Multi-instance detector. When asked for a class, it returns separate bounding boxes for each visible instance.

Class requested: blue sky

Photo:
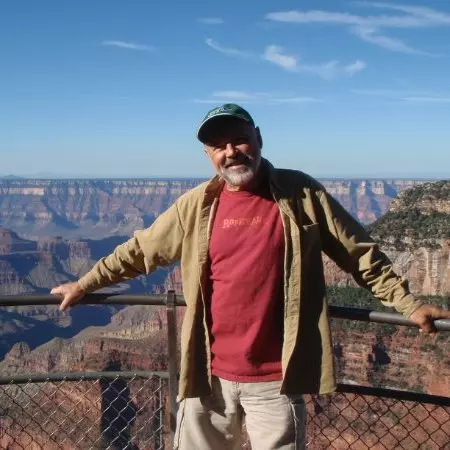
[1,0,450,178]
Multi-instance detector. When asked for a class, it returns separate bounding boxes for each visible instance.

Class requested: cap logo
[206,105,231,119]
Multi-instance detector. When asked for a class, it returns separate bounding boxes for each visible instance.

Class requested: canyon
[0,178,449,448]
[324,180,450,297]
[1,178,449,368]
[0,178,426,241]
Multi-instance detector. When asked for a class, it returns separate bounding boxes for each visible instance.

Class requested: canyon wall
[324,180,450,297]
[0,178,427,241]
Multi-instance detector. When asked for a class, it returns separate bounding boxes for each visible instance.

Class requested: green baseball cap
[197,103,255,142]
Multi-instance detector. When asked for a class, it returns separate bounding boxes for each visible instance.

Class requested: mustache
[223,154,253,168]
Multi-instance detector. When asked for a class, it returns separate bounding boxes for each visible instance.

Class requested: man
[51,104,450,450]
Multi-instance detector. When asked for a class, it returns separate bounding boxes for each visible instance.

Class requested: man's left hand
[409,304,450,334]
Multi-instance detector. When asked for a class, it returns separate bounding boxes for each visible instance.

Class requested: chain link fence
[0,295,449,449]
[1,373,449,449]
[240,390,450,450]
[0,372,169,450]
[303,389,450,450]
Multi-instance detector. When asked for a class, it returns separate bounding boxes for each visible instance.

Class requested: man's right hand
[51,282,86,311]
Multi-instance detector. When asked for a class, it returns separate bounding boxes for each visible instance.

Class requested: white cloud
[352,88,416,96]
[272,96,324,104]
[195,91,262,104]
[401,96,450,104]
[265,10,424,28]
[345,59,367,76]
[205,39,365,79]
[360,2,450,25]
[194,99,234,104]
[205,38,252,58]
[195,91,324,104]
[198,17,224,25]
[212,91,256,100]
[262,45,366,79]
[352,88,450,104]
[266,3,450,55]
[263,45,298,71]
[352,26,433,55]
[101,40,155,51]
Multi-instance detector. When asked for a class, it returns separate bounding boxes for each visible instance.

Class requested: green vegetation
[328,285,386,311]
[367,180,450,251]
[327,286,450,336]
[367,209,450,249]
[396,180,450,208]
[366,180,450,250]
[328,286,449,309]
[327,286,396,334]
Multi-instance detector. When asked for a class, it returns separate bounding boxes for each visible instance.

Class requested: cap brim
[197,113,251,142]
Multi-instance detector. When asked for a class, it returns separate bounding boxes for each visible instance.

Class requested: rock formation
[0,179,204,239]
[324,180,450,297]
[0,178,427,241]
[1,178,448,449]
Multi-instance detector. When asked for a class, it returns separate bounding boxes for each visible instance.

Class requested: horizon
[1,172,449,181]
[1,0,450,178]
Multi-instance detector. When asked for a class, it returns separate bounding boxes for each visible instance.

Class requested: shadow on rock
[100,360,138,450]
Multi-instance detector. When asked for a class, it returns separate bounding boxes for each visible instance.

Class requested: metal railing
[0,293,449,449]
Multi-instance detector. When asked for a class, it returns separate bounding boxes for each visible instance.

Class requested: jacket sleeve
[315,189,423,317]
[78,202,184,293]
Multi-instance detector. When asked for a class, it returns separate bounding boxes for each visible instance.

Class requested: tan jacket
[78,159,422,399]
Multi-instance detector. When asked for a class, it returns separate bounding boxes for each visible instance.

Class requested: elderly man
[51,104,450,450]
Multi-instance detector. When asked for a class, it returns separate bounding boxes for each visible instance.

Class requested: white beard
[220,165,255,186]
[219,156,261,187]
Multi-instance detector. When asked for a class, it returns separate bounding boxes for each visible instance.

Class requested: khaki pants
[174,377,306,450]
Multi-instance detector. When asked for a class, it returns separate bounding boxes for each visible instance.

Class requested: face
[203,118,262,188]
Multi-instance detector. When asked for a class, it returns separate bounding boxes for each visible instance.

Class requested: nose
[224,142,237,157]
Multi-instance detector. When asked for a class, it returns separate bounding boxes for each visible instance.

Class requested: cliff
[0,304,186,378]
[0,306,172,449]
[327,286,449,396]
[0,228,174,359]
[0,179,203,239]
[0,178,427,241]
[2,179,449,368]
[0,228,104,294]
[324,180,450,297]
[368,180,450,248]
[0,178,448,448]
[322,179,424,224]
[0,228,172,295]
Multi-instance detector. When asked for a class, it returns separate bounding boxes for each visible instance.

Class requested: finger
[59,296,73,312]
[50,287,61,295]
[420,320,437,334]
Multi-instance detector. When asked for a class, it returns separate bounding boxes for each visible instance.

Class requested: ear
[255,127,263,149]
[203,145,211,158]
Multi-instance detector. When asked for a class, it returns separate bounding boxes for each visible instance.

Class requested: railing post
[166,290,178,448]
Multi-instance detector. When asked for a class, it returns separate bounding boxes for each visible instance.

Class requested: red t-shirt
[207,182,285,382]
